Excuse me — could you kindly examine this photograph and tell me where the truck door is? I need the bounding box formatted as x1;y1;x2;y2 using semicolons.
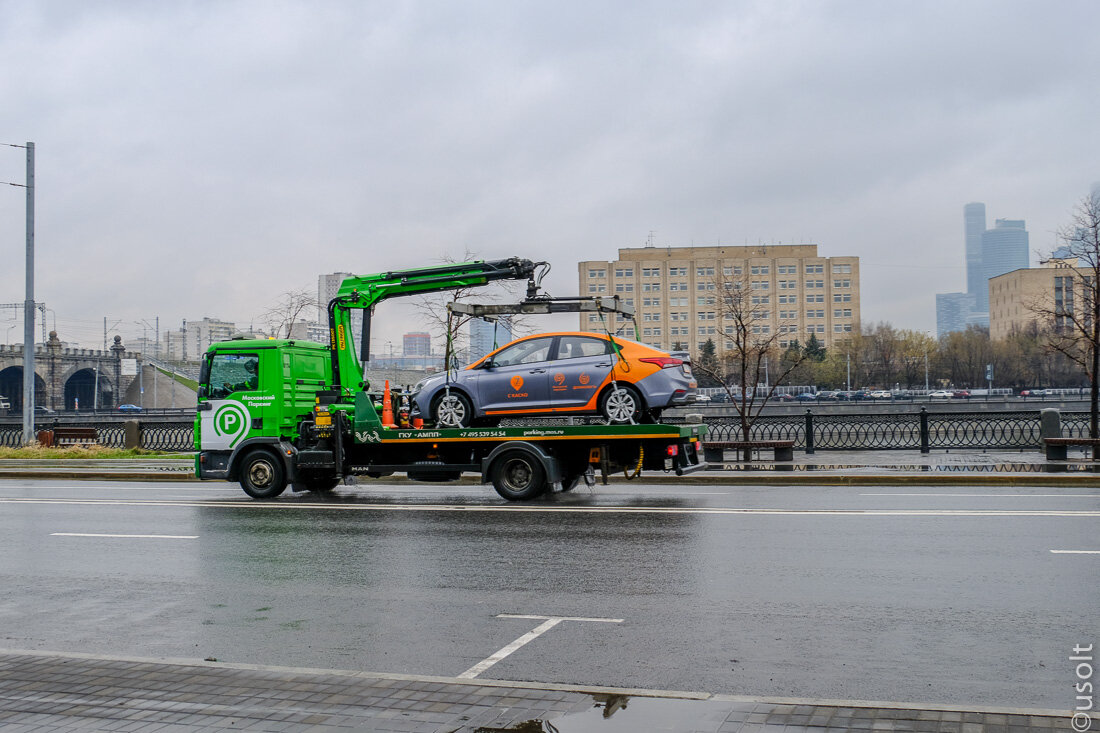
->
477;336;554;413
198;352;261;451
549;335;614;409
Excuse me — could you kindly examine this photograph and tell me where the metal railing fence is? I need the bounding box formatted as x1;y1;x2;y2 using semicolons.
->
0;410;1096;453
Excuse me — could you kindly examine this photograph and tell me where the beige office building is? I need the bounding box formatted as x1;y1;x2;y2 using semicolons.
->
989;258;1092;341
578;244;860;354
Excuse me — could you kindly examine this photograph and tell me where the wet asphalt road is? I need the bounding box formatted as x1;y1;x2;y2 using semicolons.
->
0;477;1096;710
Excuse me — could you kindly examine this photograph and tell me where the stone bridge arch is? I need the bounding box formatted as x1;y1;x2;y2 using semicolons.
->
0;332;140;413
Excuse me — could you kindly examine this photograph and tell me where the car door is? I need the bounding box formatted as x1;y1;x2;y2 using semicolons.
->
476;336;554;413
550;335;614;409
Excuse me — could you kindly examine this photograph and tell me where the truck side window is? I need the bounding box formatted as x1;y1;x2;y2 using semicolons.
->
206;354;260;399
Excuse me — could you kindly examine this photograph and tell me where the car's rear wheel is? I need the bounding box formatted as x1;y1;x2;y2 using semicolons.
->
600;385;642;424
432;391;473;428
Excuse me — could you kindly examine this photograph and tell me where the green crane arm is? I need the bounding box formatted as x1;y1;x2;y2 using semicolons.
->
326;257;543;395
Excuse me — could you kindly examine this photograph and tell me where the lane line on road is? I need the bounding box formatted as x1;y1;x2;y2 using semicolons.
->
460;614;622;679
862;493;1100;497
50;532;198;539
2;497;1098;517
1050;549;1100;554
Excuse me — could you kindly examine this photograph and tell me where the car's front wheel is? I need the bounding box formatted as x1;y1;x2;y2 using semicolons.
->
432;391;473;428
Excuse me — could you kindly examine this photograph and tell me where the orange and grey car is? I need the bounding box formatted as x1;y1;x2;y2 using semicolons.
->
410;332;697;427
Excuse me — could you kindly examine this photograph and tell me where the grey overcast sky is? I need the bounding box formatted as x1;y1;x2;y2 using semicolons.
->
1;0;1098;350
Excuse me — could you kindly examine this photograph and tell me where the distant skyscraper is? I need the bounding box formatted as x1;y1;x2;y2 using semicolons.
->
964;202;986;303
937;204;1029;334
402;332;431;357
469;317;512;362
936;293;975;338
977;219;1029;312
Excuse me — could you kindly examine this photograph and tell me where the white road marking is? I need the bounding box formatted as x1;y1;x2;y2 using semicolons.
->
50;533;198;539
862;493;1100;497
460;614;622;679
498;613;625;623
1050;550;1100;554
1;497;1098;517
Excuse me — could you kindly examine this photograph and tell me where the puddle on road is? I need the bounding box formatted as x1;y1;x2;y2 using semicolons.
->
475;694;729;732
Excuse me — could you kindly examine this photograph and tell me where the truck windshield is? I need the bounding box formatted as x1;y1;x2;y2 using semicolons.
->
205;353;259;399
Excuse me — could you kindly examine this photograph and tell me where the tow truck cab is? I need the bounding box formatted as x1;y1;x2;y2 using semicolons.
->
195;338;330;482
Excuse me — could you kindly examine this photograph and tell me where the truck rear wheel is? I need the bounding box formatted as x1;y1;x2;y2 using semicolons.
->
491;450;547;501
239;449;287;499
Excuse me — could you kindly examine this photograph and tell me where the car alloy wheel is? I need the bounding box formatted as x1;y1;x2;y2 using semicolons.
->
434;392;471;428
602;386;640;423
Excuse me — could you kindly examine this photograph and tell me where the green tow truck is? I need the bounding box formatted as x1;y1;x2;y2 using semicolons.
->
194;258;706;500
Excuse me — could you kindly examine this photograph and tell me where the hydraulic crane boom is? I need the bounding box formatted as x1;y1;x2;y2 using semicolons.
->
326;257;545;394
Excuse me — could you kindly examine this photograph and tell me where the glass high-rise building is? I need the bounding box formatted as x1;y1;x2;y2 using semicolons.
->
469;317;513;362
937;204;1029;333
935;292;975;339
964;202;986;303
977;219;1029;312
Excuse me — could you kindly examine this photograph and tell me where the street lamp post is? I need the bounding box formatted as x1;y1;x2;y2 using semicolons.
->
4;142;35;443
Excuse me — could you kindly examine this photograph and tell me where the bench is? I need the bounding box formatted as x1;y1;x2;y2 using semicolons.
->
1043;437;1100;460
52;427;99;447
703;440;795;462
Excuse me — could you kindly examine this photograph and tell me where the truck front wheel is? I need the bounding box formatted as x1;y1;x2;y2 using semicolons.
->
239;449;288;499
491;451;547;501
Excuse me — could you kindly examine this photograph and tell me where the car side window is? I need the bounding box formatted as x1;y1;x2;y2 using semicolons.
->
556;336;612;359
492;337;554;367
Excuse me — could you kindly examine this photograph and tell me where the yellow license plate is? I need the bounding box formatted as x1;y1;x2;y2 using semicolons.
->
315;414;332;426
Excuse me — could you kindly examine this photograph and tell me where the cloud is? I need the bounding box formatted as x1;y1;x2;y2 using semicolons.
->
0;0;1097;350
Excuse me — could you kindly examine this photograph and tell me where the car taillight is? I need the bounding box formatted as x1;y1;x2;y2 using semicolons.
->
666;444;678;456
640;357;683;368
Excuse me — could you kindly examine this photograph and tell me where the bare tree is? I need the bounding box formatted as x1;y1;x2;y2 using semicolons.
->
692;268;808;458
412;250;531;371
1034;192;1100;437
260;288;320;339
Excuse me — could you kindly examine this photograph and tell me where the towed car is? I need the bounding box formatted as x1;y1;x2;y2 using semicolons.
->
411;332;697;427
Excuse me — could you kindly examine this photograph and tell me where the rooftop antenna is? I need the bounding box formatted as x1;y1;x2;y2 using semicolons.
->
645;231;655;248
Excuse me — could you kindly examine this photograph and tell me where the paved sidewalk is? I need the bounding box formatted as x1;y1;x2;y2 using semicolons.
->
0;650;1071;732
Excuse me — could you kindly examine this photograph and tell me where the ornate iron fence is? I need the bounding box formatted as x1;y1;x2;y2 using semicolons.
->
0;420;194;451
669;408;1058;451
0;410;1095;453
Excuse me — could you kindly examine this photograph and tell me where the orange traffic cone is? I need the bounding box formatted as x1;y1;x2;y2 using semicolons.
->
381;380;397;428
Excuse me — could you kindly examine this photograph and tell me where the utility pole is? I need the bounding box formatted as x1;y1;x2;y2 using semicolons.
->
4;143;37;442
23;142;34;443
